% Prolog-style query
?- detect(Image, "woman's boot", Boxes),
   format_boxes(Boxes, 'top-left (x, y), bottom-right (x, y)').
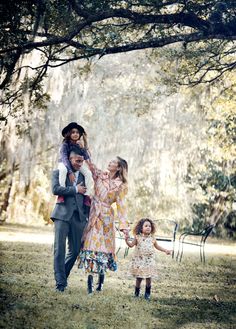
top-left (144, 286), bottom-right (151, 300)
top-left (87, 274), bottom-right (94, 294)
top-left (134, 286), bottom-right (140, 297)
top-left (96, 274), bottom-right (105, 291)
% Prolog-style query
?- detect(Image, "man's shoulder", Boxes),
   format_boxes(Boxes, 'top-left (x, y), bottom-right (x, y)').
top-left (52, 169), bottom-right (59, 177)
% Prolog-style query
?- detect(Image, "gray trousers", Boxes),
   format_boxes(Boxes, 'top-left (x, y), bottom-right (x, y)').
top-left (53, 211), bottom-right (87, 288)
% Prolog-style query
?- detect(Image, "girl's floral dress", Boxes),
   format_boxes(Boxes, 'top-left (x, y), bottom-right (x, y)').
top-left (129, 235), bottom-right (158, 279)
top-left (79, 163), bottom-right (129, 273)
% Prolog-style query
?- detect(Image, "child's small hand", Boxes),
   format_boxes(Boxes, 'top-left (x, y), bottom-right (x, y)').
top-left (76, 139), bottom-right (84, 148)
top-left (165, 249), bottom-right (172, 255)
top-left (76, 182), bottom-right (87, 194)
top-left (69, 173), bottom-right (76, 183)
top-left (122, 229), bottom-right (130, 239)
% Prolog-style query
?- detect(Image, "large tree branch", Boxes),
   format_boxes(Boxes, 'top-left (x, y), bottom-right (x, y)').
top-left (0, 8), bottom-right (219, 56)
top-left (1, 1), bottom-right (236, 110)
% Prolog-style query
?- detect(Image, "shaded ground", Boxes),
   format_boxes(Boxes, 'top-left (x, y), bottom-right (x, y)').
top-left (0, 224), bottom-right (236, 329)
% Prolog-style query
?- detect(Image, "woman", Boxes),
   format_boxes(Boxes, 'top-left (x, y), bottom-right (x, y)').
top-left (79, 156), bottom-right (129, 293)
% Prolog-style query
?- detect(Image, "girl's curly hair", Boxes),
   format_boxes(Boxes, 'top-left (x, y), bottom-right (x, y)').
top-left (133, 218), bottom-right (156, 236)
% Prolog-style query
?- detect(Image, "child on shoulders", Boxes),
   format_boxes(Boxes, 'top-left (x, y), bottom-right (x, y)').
top-left (57, 122), bottom-right (93, 205)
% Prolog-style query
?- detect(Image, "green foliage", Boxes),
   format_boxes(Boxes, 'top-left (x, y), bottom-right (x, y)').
top-left (184, 81), bottom-right (236, 238)
top-left (190, 202), bottom-right (209, 231)
top-left (224, 211), bottom-right (236, 238)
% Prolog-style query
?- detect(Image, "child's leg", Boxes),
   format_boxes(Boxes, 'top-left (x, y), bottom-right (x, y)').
top-left (146, 278), bottom-right (151, 287)
top-left (58, 162), bottom-right (68, 187)
top-left (57, 163), bottom-right (67, 203)
top-left (134, 277), bottom-right (142, 297)
top-left (145, 278), bottom-right (151, 300)
top-left (136, 277), bottom-right (142, 288)
top-left (79, 164), bottom-right (94, 196)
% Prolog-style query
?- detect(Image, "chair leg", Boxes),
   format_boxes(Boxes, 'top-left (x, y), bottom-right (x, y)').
top-left (200, 245), bottom-right (203, 262)
top-left (176, 237), bottom-right (182, 261)
top-left (172, 240), bottom-right (175, 259)
top-left (202, 243), bottom-right (206, 264)
top-left (179, 237), bottom-right (185, 262)
top-left (124, 247), bottom-right (129, 258)
top-left (116, 246), bottom-right (121, 256)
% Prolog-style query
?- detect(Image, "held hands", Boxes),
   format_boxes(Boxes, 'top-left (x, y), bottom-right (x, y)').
top-left (122, 229), bottom-right (130, 239)
top-left (76, 182), bottom-right (87, 194)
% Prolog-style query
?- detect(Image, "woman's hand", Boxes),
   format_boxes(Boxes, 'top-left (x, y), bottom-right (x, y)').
top-left (76, 182), bottom-right (87, 194)
top-left (121, 229), bottom-right (130, 239)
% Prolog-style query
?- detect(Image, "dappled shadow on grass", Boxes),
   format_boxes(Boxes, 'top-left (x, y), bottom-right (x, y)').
top-left (0, 238), bottom-right (236, 329)
top-left (151, 296), bottom-right (236, 329)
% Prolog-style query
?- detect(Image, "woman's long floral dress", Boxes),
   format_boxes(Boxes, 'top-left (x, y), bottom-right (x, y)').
top-left (79, 163), bottom-right (129, 273)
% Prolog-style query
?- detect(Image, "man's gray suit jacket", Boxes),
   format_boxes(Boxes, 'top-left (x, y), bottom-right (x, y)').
top-left (50, 170), bottom-right (88, 222)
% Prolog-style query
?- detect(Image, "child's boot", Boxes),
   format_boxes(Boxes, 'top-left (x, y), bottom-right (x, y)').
top-left (144, 286), bottom-right (151, 300)
top-left (96, 273), bottom-right (105, 291)
top-left (134, 286), bottom-right (140, 297)
top-left (87, 275), bottom-right (94, 294)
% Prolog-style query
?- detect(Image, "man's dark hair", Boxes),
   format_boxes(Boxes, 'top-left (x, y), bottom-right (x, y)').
top-left (69, 145), bottom-right (84, 157)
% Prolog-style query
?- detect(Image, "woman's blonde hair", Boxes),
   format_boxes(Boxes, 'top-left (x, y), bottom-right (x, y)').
top-left (115, 156), bottom-right (128, 185)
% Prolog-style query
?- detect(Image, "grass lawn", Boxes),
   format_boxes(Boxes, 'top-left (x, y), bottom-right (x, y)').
top-left (0, 225), bottom-right (235, 329)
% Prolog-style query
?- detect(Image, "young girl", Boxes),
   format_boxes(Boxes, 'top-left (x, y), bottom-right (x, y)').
top-left (57, 122), bottom-right (93, 204)
top-left (125, 218), bottom-right (172, 300)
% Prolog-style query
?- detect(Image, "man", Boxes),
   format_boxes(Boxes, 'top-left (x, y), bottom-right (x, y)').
top-left (50, 150), bottom-right (89, 292)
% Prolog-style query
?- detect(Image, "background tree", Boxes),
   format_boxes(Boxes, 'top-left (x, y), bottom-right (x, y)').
top-left (184, 77), bottom-right (236, 237)
top-left (1, 0), bottom-right (236, 119)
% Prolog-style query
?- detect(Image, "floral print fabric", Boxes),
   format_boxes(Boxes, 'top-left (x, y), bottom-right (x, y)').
top-left (79, 162), bottom-right (129, 273)
top-left (129, 235), bottom-right (158, 279)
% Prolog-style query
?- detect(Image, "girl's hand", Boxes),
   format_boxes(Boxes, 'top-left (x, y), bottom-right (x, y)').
top-left (77, 139), bottom-right (84, 148)
top-left (69, 173), bottom-right (76, 183)
top-left (76, 182), bottom-right (86, 194)
top-left (122, 229), bottom-right (130, 239)
top-left (165, 249), bottom-right (172, 255)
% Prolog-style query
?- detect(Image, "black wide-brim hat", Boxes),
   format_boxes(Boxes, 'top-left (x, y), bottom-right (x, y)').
top-left (61, 122), bottom-right (85, 137)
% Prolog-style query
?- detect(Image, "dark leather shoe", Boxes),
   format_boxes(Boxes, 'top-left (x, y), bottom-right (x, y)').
top-left (56, 285), bottom-right (65, 292)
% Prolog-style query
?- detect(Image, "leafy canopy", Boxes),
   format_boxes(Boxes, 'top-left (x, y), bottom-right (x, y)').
top-left (1, 0), bottom-right (236, 116)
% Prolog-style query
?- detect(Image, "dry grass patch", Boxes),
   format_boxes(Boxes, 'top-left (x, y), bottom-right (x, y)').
top-left (0, 236), bottom-right (236, 329)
